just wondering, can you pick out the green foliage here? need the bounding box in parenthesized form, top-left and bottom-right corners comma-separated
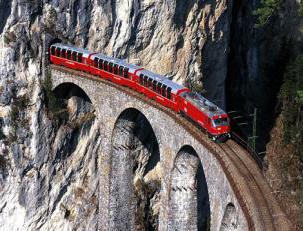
(298, 90, 303, 103)
(43, 71, 68, 121)
(3, 32, 17, 45)
(279, 54, 303, 154)
(254, 0, 281, 27)
(299, 2, 303, 17)
(279, 55, 303, 228)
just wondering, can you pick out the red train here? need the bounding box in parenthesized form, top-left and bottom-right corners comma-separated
(49, 43, 231, 141)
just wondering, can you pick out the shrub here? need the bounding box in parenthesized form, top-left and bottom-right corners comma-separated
(3, 31, 17, 45)
(279, 54, 303, 157)
(299, 2, 303, 17)
(278, 54, 303, 229)
(254, 0, 281, 27)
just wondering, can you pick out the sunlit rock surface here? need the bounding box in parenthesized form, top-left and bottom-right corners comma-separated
(0, 1, 234, 229)
(0, 0, 298, 230)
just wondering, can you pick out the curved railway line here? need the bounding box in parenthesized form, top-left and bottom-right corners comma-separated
(50, 64, 291, 230)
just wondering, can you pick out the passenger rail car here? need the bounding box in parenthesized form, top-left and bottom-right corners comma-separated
(49, 43, 231, 141)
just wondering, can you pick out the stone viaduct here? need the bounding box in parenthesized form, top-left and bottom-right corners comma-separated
(50, 66, 291, 231)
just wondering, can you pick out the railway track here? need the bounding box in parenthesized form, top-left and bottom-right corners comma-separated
(218, 142, 274, 230)
(50, 65, 291, 230)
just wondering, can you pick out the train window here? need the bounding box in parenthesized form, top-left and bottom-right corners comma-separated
(162, 85, 167, 97)
(94, 58, 99, 68)
(56, 48, 61, 57)
(124, 68, 129, 78)
(104, 61, 108, 71)
(99, 59, 103, 69)
(78, 53, 83, 63)
(119, 66, 124, 76)
(139, 74, 144, 85)
(51, 46, 56, 55)
(157, 82, 162, 93)
(114, 64, 118, 74)
(109, 63, 113, 73)
(61, 49, 66, 58)
(148, 78, 153, 89)
(144, 76, 148, 86)
(167, 87, 172, 99)
(153, 80, 157, 91)
(67, 50, 71, 60)
(72, 51, 77, 61)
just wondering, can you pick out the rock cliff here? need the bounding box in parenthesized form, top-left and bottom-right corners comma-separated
(0, 0, 234, 230)
(0, 0, 301, 230)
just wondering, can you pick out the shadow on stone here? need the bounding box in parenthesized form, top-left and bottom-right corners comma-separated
(109, 108, 160, 231)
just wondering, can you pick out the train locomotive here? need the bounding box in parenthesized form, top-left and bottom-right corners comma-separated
(49, 43, 231, 142)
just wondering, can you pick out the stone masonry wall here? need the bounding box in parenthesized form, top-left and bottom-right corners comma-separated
(51, 68, 248, 231)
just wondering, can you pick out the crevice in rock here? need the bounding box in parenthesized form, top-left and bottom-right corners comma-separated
(0, 0, 12, 34)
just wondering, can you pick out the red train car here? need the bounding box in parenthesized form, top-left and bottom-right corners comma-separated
(49, 44, 94, 73)
(178, 92, 230, 141)
(49, 43, 231, 141)
(89, 53, 143, 89)
(135, 69, 189, 112)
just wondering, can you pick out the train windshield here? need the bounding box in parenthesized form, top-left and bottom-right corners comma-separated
(212, 118, 229, 127)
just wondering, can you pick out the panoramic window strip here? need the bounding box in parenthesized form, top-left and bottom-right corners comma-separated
(92, 57, 129, 78)
(138, 74, 172, 99)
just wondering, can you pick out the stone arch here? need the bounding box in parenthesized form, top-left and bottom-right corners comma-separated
(109, 108, 161, 230)
(52, 82, 92, 103)
(219, 203, 238, 231)
(168, 145, 210, 230)
(50, 82, 96, 160)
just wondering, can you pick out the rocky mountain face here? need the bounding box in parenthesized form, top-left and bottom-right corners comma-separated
(0, 0, 301, 230)
(0, 0, 233, 230)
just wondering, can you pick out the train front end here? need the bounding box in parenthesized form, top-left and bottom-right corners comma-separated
(209, 114, 231, 142)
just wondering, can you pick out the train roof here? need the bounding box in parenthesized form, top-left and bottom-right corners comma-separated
(136, 69, 188, 94)
(184, 92, 227, 118)
(51, 43, 93, 58)
(91, 53, 141, 74)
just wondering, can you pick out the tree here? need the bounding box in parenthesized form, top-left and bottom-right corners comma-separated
(279, 55, 303, 155)
(254, 0, 281, 27)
